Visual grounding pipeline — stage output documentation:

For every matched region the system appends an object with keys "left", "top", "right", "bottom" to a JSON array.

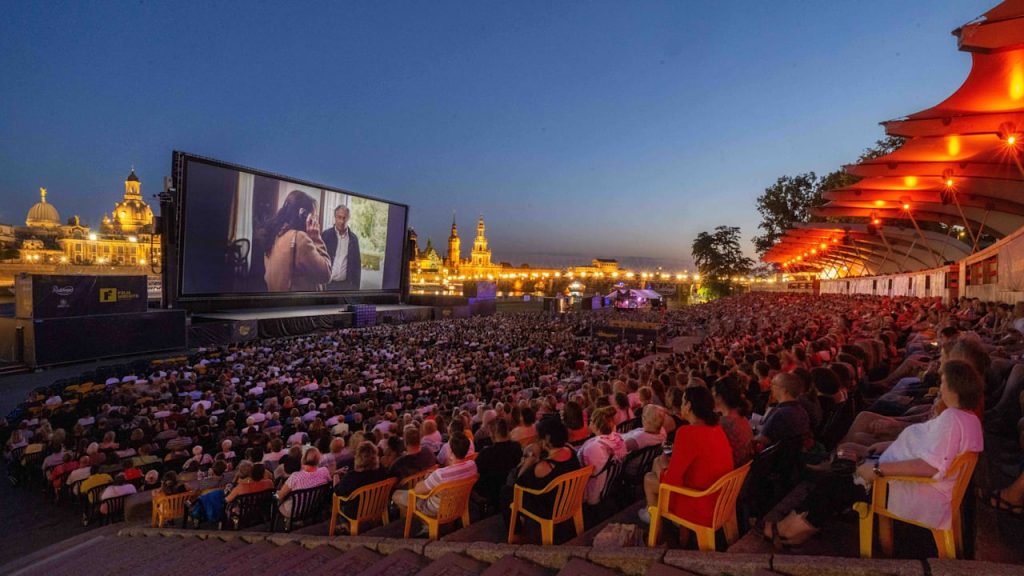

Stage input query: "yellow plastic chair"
[
  {"left": 404, "top": 475, "right": 478, "bottom": 540},
  {"left": 853, "top": 451, "right": 978, "bottom": 559},
  {"left": 398, "top": 466, "right": 438, "bottom": 491},
  {"left": 152, "top": 490, "right": 195, "bottom": 528},
  {"left": 395, "top": 465, "right": 437, "bottom": 520},
  {"left": 647, "top": 462, "right": 751, "bottom": 551},
  {"left": 507, "top": 465, "right": 594, "bottom": 545},
  {"left": 328, "top": 477, "right": 397, "bottom": 536}
]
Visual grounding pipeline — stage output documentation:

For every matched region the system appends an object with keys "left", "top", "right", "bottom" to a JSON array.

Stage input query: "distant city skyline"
[{"left": 0, "top": 1, "right": 995, "bottom": 266}]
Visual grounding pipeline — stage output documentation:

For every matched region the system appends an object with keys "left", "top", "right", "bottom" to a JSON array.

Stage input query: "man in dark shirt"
[
  {"left": 388, "top": 425, "right": 436, "bottom": 480},
  {"left": 473, "top": 417, "right": 523, "bottom": 511},
  {"left": 757, "top": 372, "right": 811, "bottom": 448}
]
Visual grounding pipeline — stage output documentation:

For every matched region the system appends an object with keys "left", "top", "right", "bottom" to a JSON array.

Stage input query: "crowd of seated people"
[{"left": 1, "top": 294, "right": 1022, "bottom": 553}]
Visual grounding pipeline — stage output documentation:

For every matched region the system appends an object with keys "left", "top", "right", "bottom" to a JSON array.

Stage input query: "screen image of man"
[{"left": 322, "top": 204, "right": 361, "bottom": 290}]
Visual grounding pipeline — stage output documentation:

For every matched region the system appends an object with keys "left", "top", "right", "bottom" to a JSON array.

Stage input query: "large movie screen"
[{"left": 179, "top": 157, "right": 407, "bottom": 296}]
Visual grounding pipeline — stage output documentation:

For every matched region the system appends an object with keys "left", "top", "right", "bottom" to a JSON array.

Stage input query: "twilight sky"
[{"left": 0, "top": 1, "right": 995, "bottom": 270}]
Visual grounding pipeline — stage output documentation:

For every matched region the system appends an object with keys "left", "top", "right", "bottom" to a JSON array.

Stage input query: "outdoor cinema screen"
[{"left": 177, "top": 154, "right": 407, "bottom": 297}]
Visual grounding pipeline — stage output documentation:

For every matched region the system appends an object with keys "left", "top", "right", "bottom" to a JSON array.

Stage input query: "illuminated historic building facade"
[
  {"left": 444, "top": 214, "right": 460, "bottom": 269},
  {"left": 9, "top": 170, "right": 161, "bottom": 268}
]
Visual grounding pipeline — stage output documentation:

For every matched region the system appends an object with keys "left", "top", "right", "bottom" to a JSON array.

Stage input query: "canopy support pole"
[
  {"left": 876, "top": 228, "right": 897, "bottom": 273},
  {"left": 972, "top": 209, "right": 991, "bottom": 252},
  {"left": 906, "top": 212, "right": 943, "bottom": 268},
  {"left": 850, "top": 239, "right": 871, "bottom": 276},
  {"left": 901, "top": 236, "right": 919, "bottom": 273},
  {"left": 948, "top": 191, "right": 975, "bottom": 253}
]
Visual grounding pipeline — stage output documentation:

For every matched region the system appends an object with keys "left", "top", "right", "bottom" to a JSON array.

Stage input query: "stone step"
[
  {"left": 291, "top": 520, "right": 332, "bottom": 536},
  {"left": 355, "top": 547, "right": 428, "bottom": 576},
  {"left": 556, "top": 557, "right": 618, "bottom": 576},
  {"left": 363, "top": 517, "right": 412, "bottom": 538},
  {"left": 216, "top": 541, "right": 312, "bottom": 576},
  {"left": 310, "top": 545, "right": 383, "bottom": 576},
  {"left": 415, "top": 551, "right": 488, "bottom": 576},
  {"left": 567, "top": 500, "right": 645, "bottom": 547},
  {"left": 643, "top": 563, "right": 701, "bottom": 576},
  {"left": 442, "top": 513, "right": 508, "bottom": 543},
  {"left": 150, "top": 540, "right": 279, "bottom": 576},
  {"left": 134, "top": 538, "right": 251, "bottom": 576},
  {"left": 264, "top": 542, "right": 343, "bottom": 576},
  {"left": 479, "top": 555, "right": 555, "bottom": 576},
  {"left": 118, "top": 532, "right": 233, "bottom": 569}
]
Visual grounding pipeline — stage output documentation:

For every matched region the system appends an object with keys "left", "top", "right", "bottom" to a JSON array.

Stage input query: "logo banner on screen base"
[{"left": 17, "top": 275, "right": 148, "bottom": 318}]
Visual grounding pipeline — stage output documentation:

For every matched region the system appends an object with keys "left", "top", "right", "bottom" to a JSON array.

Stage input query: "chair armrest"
[
  {"left": 513, "top": 483, "right": 554, "bottom": 497},
  {"left": 410, "top": 488, "right": 433, "bottom": 501},
  {"left": 874, "top": 474, "right": 935, "bottom": 488},
  {"left": 658, "top": 482, "right": 717, "bottom": 500},
  {"left": 334, "top": 492, "right": 353, "bottom": 503}
]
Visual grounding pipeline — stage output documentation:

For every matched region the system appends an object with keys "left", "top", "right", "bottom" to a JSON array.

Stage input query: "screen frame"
[{"left": 172, "top": 151, "right": 409, "bottom": 302}]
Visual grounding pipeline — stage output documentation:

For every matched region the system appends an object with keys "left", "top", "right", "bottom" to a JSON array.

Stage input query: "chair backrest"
[
  {"left": 706, "top": 462, "right": 752, "bottom": 530},
  {"left": 544, "top": 466, "right": 595, "bottom": 524},
  {"left": 102, "top": 494, "right": 129, "bottom": 522},
  {"left": 616, "top": 418, "right": 641, "bottom": 434},
  {"left": 231, "top": 488, "right": 274, "bottom": 530},
  {"left": 283, "top": 483, "right": 331, "bottom": 526},
  {"left": 944, "top": 451, "right": 980, "bottom": 511},
  {"left": 624, "top": 444, "right": 662, "bottom": 481},
  {"left": 399, "top": 465, "right": 437, "bottom": 490},
  {"left": 428, "top": 475, "right": 479, "bottom": 524},
  {"left": 818, "top": 399, "right": 856, "bottom": 450},
  {"left": 86, "top": 482, "right": 112, "bottom": 504},
  {"left": 349, "top": 477, "right": 397, "bottom": 522},
  {"left": 154, "top": 490, "right": 192, "bottom": 521},
  {"left": 597, "top": 458, "right": 625, "bottom": 503}
]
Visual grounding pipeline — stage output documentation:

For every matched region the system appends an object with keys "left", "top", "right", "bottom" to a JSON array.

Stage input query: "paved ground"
[{"left": 0, "top": 460, "right": 94, "bottom": 567}]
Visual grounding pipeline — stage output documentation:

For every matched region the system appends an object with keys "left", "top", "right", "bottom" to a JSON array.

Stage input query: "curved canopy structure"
[
  {"left": 764, "top": 0, "right": 1024, "bottom": 276},
  {"left": 764, "top": 223, "right": 972, "bottom": 276}
]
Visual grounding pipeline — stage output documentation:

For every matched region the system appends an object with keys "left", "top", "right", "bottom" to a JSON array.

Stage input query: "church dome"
[{"left": 26, "top": 188, "right": 61, "bottom": 228}]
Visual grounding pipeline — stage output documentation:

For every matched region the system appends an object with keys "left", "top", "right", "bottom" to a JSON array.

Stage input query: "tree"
[
  {"left": 857, "top": 135, "right": 906, "bottom": 162},
  {"left": 692, "top": 226, "right": 754, "bottom": 299},
  {"left": 752, "top": 173, "right": 821, "bottom": 257}
]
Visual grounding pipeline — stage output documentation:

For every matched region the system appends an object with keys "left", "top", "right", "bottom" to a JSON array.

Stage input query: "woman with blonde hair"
[
  {"left": 578, "top": 406, "right": 627, "bottom": 505},
  {"left": 333, "top": 441, "right": 389, "bottom": 524}
]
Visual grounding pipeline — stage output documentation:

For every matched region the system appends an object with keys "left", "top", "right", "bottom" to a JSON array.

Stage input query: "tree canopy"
[{"left": 692, "top": 225, "right": 754, "bottom": 298}]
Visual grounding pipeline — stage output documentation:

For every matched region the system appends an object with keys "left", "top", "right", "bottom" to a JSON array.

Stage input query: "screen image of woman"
[{"left": 261, "top": 189, "right": 332, "bottom": 292}]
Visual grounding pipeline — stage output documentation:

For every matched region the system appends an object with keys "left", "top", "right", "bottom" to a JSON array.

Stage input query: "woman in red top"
[{"left": 641, "top": 386, "right": 734, "bottom": 529}]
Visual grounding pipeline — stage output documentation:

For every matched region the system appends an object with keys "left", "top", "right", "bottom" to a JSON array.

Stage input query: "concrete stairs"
[{"left": 7, "top": 523, "right": 1024, "bottom": 576}]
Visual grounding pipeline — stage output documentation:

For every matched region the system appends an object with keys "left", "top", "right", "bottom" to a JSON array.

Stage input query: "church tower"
[
  {"left": 446, "top": 212, "right": 461, "bottom": 269},
  {"left": 470, "top": 215, "right": 491, "bottom": 267},
  {"left": 104, "top": 168, "right": 154, "bottom": 234}
]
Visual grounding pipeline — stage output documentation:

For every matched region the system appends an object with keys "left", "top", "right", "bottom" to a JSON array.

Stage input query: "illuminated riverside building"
[
  {"left": 408, "top": 213, "right": 703, "bottom": 296},
  {"left": 4, "top": 170, "right": 161, "bottom": 270}
]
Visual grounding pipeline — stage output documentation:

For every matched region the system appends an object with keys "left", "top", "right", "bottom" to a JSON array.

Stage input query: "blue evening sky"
[{"left": 0, "top": 1, "right": 995, "bottom": 269}]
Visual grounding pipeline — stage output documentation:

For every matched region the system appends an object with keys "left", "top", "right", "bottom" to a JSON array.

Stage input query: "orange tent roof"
[
  {"left": 765, "top": 2, "right": 1024, "bottom": 275},
  {"left": 763, "top": 223, "right": 971, "bottom": 275}
]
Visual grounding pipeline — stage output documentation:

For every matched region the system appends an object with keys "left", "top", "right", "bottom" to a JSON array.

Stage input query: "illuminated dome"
[
  {"left": 104, "top": 168, "right": 154, "bottom": 234},
  {"left": 25, "top": 187, "right": 61, "bottom": 229}
]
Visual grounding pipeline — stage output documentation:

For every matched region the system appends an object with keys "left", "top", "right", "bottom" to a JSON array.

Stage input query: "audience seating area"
[{"left": 3, "top": 294, "right": 1024, "bottom": 574}]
